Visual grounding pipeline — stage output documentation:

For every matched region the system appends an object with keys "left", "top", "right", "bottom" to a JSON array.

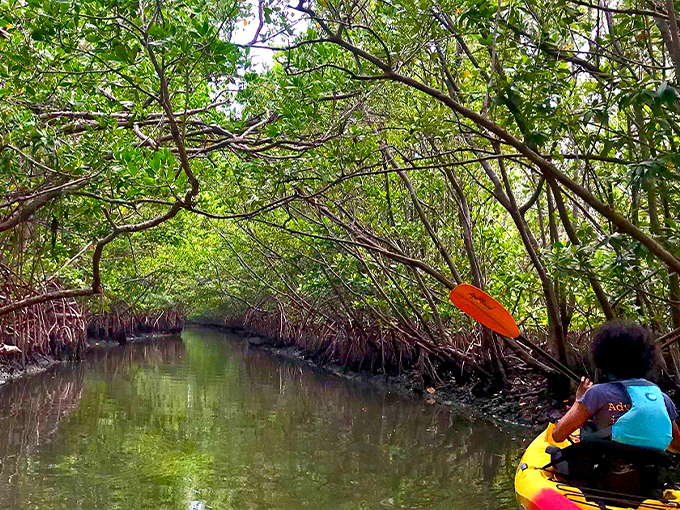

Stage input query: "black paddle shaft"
[{"left": 515, "top": 334, "right": 581, "bottom": 383}]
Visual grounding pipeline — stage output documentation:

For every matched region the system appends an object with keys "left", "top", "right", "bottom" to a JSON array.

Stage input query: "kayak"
[{"left": 515, "top": 424, "right": 680, "bottom": 510}]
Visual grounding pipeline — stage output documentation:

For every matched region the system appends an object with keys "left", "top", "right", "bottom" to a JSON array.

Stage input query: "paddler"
[{"left": 552, "top": 321, "right": 680, "bottom": 452}]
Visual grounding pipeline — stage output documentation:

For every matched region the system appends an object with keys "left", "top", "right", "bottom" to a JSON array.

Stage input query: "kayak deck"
[{"left": 515, "top": 425, "right": 680, "bottom": 510}]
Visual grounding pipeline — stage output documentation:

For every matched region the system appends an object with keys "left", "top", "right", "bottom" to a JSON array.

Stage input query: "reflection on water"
[{"left": 0, "top": 328, "right": 522, "bottom": 510}]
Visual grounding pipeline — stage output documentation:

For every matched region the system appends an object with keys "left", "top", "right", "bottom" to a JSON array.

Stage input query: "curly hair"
[{"left": 592, "top": 321, "right": 657, "bottom": 380}]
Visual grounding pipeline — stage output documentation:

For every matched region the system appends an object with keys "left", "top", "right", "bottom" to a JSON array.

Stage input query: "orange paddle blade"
[{"left": 449, "top": 283, "right": 520, "bottom": 338}]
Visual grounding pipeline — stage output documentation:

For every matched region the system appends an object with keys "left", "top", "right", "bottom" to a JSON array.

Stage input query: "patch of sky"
[{"left": 222, "top": 0, "right": 307, "bottom": 118}]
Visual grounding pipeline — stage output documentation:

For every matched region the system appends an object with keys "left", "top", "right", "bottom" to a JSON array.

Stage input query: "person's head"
[{"left": 592, "top": 321, "right": 657, "bottom": 380}]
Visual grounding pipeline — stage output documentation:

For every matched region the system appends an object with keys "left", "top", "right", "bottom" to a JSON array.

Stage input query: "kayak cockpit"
[{"left": 516, "top": 425, "right": 680, "bottom": 510}]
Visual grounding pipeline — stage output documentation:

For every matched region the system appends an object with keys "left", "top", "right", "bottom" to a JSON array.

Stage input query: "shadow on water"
[{"left": 0, "top": 328, "right": 523, "bottom": 510}]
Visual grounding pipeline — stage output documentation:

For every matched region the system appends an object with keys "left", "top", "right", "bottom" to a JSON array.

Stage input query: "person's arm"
[
  {"left": 669, "top": 421, "right": 680, "bottom": 453},
  {"left": 552, "top": 402, "right": 590, "bottom": 443},
  {"left": 551, "top": 377, "right": 593, "bottom": 443}
]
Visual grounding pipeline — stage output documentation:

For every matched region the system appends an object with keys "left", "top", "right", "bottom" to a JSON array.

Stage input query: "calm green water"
[{"left": 0, "top": 328, "right": 523, "bottom": 510}]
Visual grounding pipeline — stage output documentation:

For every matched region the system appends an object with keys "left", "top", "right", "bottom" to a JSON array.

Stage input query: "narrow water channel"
[{"left": 0, "top": 328, "right": 523, "bottom": 510}]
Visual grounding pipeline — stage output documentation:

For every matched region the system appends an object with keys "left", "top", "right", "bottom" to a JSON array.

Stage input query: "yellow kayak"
[{"left": 515, "top": 424, "right": 680, "bottom": 510}]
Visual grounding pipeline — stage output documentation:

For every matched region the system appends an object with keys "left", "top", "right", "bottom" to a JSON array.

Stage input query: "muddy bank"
[
  {"left": 0, "top": 354, "right": 63, "bottom": 385},
  {"left": 216, "top": 326, "right": 564, "bottom": 434},
  {"left": 264, "top": 343, "right": 562, "bottom": 432},
  {"left": 203, "top": 302, "right": 583, "bottom": 434}
]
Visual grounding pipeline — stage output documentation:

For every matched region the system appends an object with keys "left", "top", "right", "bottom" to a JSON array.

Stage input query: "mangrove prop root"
[
  {"left": 0, "top": 265, "right": 87, "bottom": 364},
  {"left": 86, "top": 303, "right": 184, "bottom": 344}
]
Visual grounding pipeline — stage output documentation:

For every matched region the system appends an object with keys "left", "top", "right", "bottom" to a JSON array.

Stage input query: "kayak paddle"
[{"left": 449, "top": 283, "right": 581, "bottom": 383}]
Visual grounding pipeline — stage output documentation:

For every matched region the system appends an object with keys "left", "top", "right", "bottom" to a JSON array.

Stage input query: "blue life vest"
[
  {"left": 611, "top": 379, "right": 672, "bottom": 451},
  {"left": 581, "top": 379, "right": 672, "bottom": 451}
]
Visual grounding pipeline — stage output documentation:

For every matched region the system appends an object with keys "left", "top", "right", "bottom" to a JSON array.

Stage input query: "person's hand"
[{"left": 575, "top": 376, "right": 592, "bottom": 400}]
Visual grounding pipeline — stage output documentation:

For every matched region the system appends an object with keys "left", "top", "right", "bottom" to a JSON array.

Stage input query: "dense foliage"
[{"left": 4, "top": 0, "right": 680, "bottom": 386}]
